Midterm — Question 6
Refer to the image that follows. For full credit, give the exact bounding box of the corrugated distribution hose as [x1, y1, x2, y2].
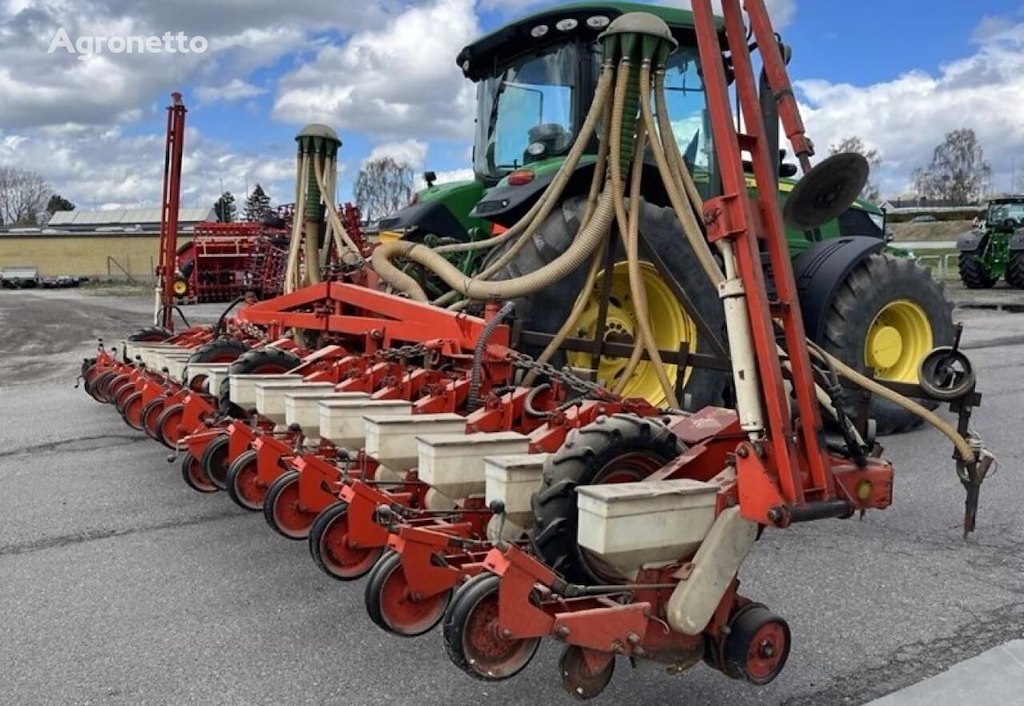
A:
[615, 61, 676, 407]
[284, 151, 309, 294]
[313, 157, 364, 262]
[371, 191, 616, 303]
[467, 301, 515, 412]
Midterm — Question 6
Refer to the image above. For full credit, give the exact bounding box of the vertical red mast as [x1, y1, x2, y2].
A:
[156, 92, 187, 331]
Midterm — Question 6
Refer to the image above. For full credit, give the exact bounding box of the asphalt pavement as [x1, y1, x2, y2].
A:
[1, 288, 1022, 706]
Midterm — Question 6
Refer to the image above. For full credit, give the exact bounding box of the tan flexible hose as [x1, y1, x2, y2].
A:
[612, 122, 655, 396]
[314, 156, 364, 261]
[284, 152, 309, 293]
[372, 190, 615, 302]
[624, 66, 677, 406]
[654, 70, 705, 216]
[641, 75, 724, 287]
[415, 64, 619, 308]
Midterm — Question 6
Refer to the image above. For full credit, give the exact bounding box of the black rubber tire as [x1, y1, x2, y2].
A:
[263, 470, 308, 540]
[225, 449, 262, 511]
[442, 572, 540, 681]
[92, 371, 120, 403]
[722, 605, 791, 686]
[120, 391, 145, 431]
[187, 338, 250, 365]
[124, 326, 172, 363]
[199, 434, 231, 490]
[127, 326, 171, 342]
[102, 373, 132, 404]
[141, 398, 166, 440]
[364, 550, 451, 637]
[181, 452, 218, 494]
[308, 500, 349, 574]
[1006, 250, 1024, 289]
[820, 253, 955, 435]
[155, 403, 185, 450]
[958, 241, 997, 289]
[530, 413, 684, 585]
[487, 196, 729, 411]
[307, 500, 384, 580]
[219, 347, 303, 416]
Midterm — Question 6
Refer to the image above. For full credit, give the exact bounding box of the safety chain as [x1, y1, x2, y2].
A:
[508, 350, 620, 403]
[376, 343, 431, 362]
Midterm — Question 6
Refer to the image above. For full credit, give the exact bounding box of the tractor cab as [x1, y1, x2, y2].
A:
[985, 196, 1024, 232]
[458, 2, 711, 187]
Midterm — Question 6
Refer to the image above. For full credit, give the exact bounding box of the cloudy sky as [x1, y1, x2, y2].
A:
[1, 0, 1022, 213]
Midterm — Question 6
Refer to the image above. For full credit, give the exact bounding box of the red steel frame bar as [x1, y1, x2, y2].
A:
[157, 92, 187, 331]
[692, 0, 830, 509]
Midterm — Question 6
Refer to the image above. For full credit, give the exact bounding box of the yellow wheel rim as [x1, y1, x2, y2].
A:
[172, 279, 188, 296]
[566, 261, 696, 407]
[864, 299, 932, 382]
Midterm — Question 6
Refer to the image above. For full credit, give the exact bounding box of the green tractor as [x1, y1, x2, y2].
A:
[378, 1, 953, 434]
[957, 195, 1024, 289]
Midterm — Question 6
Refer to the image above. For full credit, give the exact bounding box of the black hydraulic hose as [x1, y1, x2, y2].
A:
[213, 296, 246, 338]
[467, 301, 515, 413]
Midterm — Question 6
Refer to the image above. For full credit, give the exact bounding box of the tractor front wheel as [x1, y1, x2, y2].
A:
[1006, 250, 1024, 289]
[822, 253, 955, 435]
[958, 241, 997, 289]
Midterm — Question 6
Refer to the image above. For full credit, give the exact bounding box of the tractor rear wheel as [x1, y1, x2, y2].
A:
[530, 414, 684, 585]
[219, 347, 302, 416]
[822, 253, 955, 435]
[489, 197, 729, 411]
[1006, 250, 1024, 289]
[958, 242, 997, 289]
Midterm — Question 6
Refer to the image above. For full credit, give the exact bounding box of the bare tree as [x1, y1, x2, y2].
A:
[354, 156, 414, 223]
[828, 136, 882, 201]
[0, 166, 51, 226]
[915, 128, 991, 204]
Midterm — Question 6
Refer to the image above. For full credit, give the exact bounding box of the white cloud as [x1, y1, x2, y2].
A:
[0, 124, 294, 211]
[796, 20, 1024, 197]
[195, 79, 266, 104]
[0, 0, 393, 130]
[365, 140, 430, 169]
[272, 0, 480, 141]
